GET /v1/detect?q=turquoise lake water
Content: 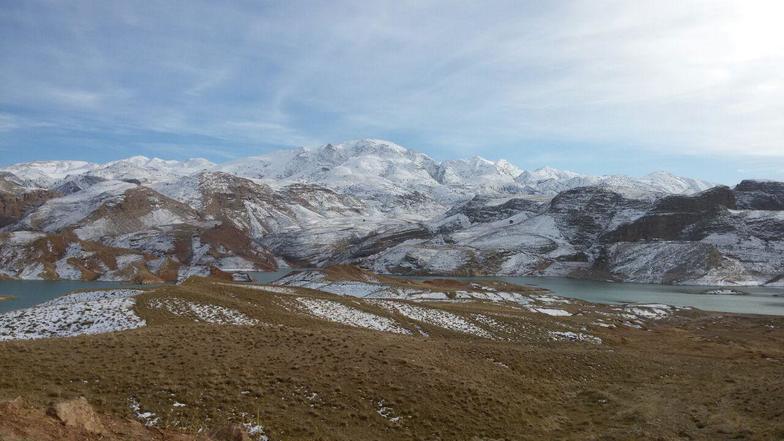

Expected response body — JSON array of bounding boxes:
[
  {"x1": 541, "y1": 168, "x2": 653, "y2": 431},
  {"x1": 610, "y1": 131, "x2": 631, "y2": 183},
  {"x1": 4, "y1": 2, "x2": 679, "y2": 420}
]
[
  {"x1": 0, "y1": 280, "x2": 142, "y2": 313},
  {"x1": 3, "y1": 272, "x2": 784, "y2": 316}
]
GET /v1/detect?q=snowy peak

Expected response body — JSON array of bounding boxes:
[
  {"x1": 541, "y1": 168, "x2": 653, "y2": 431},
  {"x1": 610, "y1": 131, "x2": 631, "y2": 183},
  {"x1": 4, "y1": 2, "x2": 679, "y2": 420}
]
[
  {"x1": 220, "y1": 139, "x2": 442, "y2": 197},
  {"x1": 3, "y1": 139, "x2": 716, "y2": 202},
  {"x1": 88, "y1": 156, "x2": 215, "y2": 183},
  {"x1": 435, "y1": 156, "x2": 521, "y2": 186},
  {"x1": 514, "y1": 166, "x2": 715, "y2": 199},
  {"x1": 516, "y1": 166, "x2": 584, "y2": 184},
  {"x1": 495, "y1": 159, "x2": 523, "y2": 178},
  {"x1": 1, "y1": 156, "x2": 215, "y2": 188},
  {"x1": 1, "y1": 160, "x2": 100, "y2": 188},
  {"x1": 639, "y1": 171, "x2": 714, "y2": 195}
]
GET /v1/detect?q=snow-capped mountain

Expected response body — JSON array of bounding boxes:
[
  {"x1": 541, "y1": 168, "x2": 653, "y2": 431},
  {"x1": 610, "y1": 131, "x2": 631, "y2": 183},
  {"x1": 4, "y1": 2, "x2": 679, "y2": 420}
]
[
  {"x1": 2, "y1": 138, "x2": 781, "y2": 286},
  {"x1": 0, "y1": 156, "x2": 215, "y2": 188},
  {"x1": 2, "y1": 139, "x2": 712, "y2": 201},
  {"x1": 435, "y1": 156, "x2": 522, "y2": 187},
  {"x1": 638, "y1": 171, "x2": 714, "y2": 195},
  {"x1": 3, "y1": 160, "x2": 99, "y2": 188},
  {"x1": 218, "y1": 139, "x2": 446, "y2": 207},
  {"x1": 515, "y1": 167, "x2": 713, "y2": 198},
  {"x1": 87, "y1": 156, "x2": 215, "y2": 184}
]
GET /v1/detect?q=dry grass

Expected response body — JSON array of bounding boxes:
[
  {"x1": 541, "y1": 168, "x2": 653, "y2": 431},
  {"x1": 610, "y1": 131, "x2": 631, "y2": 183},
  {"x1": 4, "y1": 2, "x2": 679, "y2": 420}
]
[{"x1": 0, "y1": 278, "x2": 783, "y2": 440}]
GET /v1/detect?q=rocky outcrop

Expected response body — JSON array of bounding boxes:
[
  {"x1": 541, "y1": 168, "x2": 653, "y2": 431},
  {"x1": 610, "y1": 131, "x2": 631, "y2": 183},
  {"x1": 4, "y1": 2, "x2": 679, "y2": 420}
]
[
  {"x1": 549, "y1": 187, "x2": 648, "y2": 248},
  {"x1": 0, "y1": 173, "x2": 58, "y2": 228},
  {"x1": 0, "y1": 189, "x2": 57, "y2": 228},
  {"x1": 734, "y1": 180, "x2": 784, "y2": 210},
  {"x1": 0, "y1": 396, "x2": 221, "y2": 441},
  {"x1": 49, "y1": 397, "x2": 105, "y2": 435},
  {"x1": 443, "y1": 195, "x2": 545, "y2": 224},
  {"x1": 603, "y1": 187, "x2": 736, "y2": 243}
]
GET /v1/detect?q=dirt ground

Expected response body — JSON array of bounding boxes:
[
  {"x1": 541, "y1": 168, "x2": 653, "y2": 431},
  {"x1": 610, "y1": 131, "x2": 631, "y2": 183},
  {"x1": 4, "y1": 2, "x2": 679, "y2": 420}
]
[{"x1": 0, "y1": 278, "x2": 783, "y2": 440}]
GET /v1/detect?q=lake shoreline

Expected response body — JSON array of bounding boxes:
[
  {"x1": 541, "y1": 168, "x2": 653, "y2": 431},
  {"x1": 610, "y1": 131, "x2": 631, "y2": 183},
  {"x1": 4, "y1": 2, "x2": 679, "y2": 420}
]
[{"x1": 247, "y1": 270, "x2": 784, "y2": 316}]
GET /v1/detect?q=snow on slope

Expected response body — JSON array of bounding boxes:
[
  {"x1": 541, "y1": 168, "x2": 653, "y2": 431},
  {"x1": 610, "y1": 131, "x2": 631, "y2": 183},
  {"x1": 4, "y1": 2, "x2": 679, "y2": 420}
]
[
  {"x1": 0, "y1": 289, "x2": 145, "y2": 341},
  {"x1": 436, "y1": 156, "x2": 521, "y2": 187},
  {"x1": 639, "y1": 171, "x2": 714, "y2": 195},
  {"x1": 18, "y1": 180, "x2": 137, "y2": 232},
  {"x1": 147, "y1": 297, "x2": 259, "y2": 325},
  {"x1": 219, "y1": 139, "x2": 439, "y2": 186},
  {"x1": 1, "y1": 157, "x2": 214, "y2": 189},
  {"x1": 214, "y1": 139, "x2": 715, "y2": 213},
  {"x1": 3, "y1": 139, "x2": 713, "y2": 203},
  {"x1": 87, "y1": 156, "x2": 214, "y2": 184},
  {"x1": 1, "y1": 160, "x2": 99, "y2": 188},
  {"x1": 295, "y1": 297, "x2": 411, "y2": 334},
  {"x1": 516, "y1": 167, "x2": 713, "y2": 198},
  {"x1": 217, "y1": 139, "x2": 454, "y2": 212}
]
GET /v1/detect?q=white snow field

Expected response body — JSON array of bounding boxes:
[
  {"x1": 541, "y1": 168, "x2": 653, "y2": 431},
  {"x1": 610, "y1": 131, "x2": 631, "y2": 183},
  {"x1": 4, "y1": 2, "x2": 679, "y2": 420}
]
[
  {"x1": 295, "y1": 297, "x2": 410, "y2": 334},
  {"x1": 368, "y1": 300, "x2": 493, "y2": 338},
  {"x1": 0, "y1": 289, "x2": 145, "y2": 341},
  {"x1": 147, "y1": 297, "x2": 259, "y2": 326}
]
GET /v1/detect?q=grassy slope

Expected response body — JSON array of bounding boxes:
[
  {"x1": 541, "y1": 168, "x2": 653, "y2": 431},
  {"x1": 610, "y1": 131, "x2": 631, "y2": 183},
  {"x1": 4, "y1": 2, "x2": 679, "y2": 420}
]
[{"x1": 0, "y1": 279, "x2": 782, "y2": 440}]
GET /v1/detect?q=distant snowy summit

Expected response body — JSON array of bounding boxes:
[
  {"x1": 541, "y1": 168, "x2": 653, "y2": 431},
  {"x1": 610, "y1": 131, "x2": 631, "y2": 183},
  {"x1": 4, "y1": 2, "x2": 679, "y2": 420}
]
[
  {"x1": 3, "y1": 156, "x2": 215, "y2": 188},
  {"x1": 2, "y1": 138, "x2": 713, "y2": 200}
]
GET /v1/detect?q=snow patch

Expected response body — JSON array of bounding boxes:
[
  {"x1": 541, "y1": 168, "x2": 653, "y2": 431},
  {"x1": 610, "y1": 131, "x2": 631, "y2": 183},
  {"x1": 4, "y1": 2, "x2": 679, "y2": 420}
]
[
  {"x1": 526, "y1": 307, "x2": 572, "y2": 317},
  {"x1": 368, "y1": 300, "x2": 493, "y2": 338},
  {"x1": 549, "y1": 331, "x2": 602, "y2": 344},
  {"x1": 147, "y1": 297, "x2": 258, "y2": 326},
  {"x1": 0, "y1": 289, "x2": 145, "y2": 341},
  {"x1": 296, "y1": 297, "x2": 410, "y2": 334}
]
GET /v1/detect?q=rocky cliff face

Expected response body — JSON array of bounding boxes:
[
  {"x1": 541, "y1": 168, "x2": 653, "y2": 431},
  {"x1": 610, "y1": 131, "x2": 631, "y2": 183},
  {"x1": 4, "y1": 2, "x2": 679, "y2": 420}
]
[
  {"x1": 734, "y1": 180, "x2": 784, "y2": 211},
  {"x1": 0, "y1": 173, "x2": 58, "y2": 228}
]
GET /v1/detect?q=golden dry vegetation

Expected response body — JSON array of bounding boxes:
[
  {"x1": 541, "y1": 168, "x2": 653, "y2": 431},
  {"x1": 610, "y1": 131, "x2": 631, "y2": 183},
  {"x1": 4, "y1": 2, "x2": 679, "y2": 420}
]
[{"x1": 0, "y1": 276, "x2": 783, "y2": 440}]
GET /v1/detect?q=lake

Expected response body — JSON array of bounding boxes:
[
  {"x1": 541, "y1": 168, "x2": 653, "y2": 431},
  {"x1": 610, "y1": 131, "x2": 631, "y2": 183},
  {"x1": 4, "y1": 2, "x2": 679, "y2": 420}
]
[
  {"x1": 0, "y1": 280, "x2": 143, "y2": 313},
  {"x1": 249, "y1": 270, "x2": 784, "y2": 316},
  {"x1": 386, "y1": 274, "x2": 784, "y2": 316},
  {"x1": 3, "y1": 272, "x2": 784, "y2": 316},
  {"x1": 500, "y1": 276, "x2": 784, "y2": 316}
]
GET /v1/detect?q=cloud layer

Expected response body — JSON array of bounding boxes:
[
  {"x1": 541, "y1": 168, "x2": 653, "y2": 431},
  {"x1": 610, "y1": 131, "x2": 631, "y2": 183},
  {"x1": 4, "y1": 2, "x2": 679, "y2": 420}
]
[{"x1": 1, "y1": 1, "x2": 782, "y2": 178}]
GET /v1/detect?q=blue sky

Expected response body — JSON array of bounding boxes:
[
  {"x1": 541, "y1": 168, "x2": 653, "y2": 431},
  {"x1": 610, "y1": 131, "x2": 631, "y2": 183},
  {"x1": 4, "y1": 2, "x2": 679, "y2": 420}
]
[{"x1": 1, "y1": 0, "x2": 783, "y2": 184}]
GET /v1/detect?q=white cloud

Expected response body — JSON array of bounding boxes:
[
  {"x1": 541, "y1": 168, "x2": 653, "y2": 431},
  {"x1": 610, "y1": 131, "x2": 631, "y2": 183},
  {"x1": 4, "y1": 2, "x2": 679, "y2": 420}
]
[{"x1": 0, "y1": 0, "x2": 782, "y2": 159}]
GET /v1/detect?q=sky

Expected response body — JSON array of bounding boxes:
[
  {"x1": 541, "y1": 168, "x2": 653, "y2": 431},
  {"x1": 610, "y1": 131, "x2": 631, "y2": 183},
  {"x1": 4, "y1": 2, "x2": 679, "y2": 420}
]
[{"x1": 1, "y1": 0, "x2": 783, "y2": 184}]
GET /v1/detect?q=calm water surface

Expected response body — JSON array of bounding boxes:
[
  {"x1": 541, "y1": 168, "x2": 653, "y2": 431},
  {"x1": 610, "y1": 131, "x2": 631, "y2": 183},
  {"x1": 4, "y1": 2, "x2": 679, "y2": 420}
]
[
  {"x1": 4, "y1": 272, "x2": 784, "y2": 316},
  {"x1": 0, "y1": 280, "x2": 143, "y2": 313},
  {"x1": 501, "y1": 276, "x2": 784, "y2": 316},
  {"x1": 389, "y1": 274, "x2": 784, "y2": 316}
]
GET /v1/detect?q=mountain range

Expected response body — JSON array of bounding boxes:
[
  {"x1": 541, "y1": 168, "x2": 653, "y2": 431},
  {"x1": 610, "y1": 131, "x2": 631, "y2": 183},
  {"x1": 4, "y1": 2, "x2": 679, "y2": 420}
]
[{"x1": 1, "y1": 138, "x2": 781, "y2": 286}]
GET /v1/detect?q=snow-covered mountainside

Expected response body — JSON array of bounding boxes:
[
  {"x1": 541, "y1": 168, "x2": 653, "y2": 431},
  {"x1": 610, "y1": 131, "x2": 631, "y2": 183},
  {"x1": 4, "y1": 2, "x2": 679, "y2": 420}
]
[
  {"x1": 1, "y1": 139, "x2": 781, "y2": 286},
  {"x1": 3, "y1": 160, "x2": 99, "y2": 188},
  {"x1": 88, "y1": 156, "x2": 215, "y2": 184},
  {"x1": 515, "y1": 167, "x2": 713, "y2": 198}
]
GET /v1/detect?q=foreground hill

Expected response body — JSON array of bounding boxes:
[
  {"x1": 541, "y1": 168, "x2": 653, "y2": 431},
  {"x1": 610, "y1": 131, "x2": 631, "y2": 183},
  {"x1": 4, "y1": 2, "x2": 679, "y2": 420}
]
[
  {"x1": 0, "y1": 270, "x2": 782, "y2": 440},
  {"x1": 1, "y1": 139, "x2": 782, "y2": 285}
]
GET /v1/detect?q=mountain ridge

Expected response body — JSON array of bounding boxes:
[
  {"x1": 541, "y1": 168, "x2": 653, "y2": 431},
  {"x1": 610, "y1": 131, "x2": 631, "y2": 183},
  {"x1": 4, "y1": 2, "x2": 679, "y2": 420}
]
[
  {"x1": 2, "y1": 138, "x2": 714, "y2": 198},
  {"x1": 1, "y1": 138, "x2": 781, "y2": 287}
]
